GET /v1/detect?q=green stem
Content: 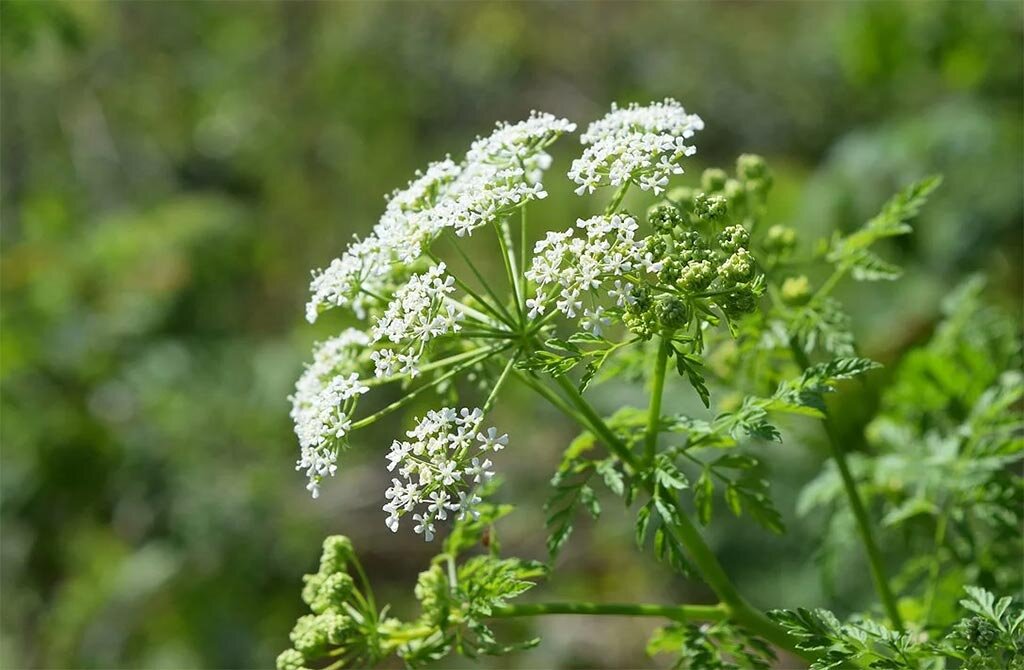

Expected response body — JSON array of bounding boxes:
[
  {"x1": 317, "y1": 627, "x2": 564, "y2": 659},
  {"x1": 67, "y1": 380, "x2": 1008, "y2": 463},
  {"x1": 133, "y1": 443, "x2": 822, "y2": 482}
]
[
  {"x1": 492, "y1": 601, "x2": 727, "y2": 624},
  {"x1": 483, "y1": 354, "x2": 517, "y2": 414},
  {"x1": 494, "y1": 219, "x2": 524, "y2": 326},
  {"x1": 605, "y1": 182, "x2": 631, "y2": 215},
  {"x1": 351, "y1": 347, "x2": 504, "y2": 429},
  {"x1": 644, "y1": 335, "x2": 673, "y2": 464},
  {"x1": 436, "y1": 240, "x2": 518, "y2": 327},
  {"x1": 811, "y1": 266, "x2": 846, "y2": 304},
  {"x1": 922, "y1": 513, "x2": 948, "y2": 628},
  {"x1": 542, "y1": 374, "x2": 814, "y2": 663},
  {"x1": 789, "y1": 342, "x2": 904, "y2": 631},
  {"x1": 366, "y1": 347, "x2": 490, "y2": 387},
  {"x1": 428, "y1": 248, "x2": 516, "y2": 327},
  {"x1": 520, "y1": 206, "x2": 529, "y2": 286}
]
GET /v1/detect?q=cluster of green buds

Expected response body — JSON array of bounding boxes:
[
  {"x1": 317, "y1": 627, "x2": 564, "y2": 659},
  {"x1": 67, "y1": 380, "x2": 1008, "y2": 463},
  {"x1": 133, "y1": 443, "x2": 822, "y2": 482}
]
[
  {"x1": 277, "y1": 536, "x2": 392, "y2": 670},
  {"x1": 621, "y1": 155, "x2": 772, "y2": 338}
]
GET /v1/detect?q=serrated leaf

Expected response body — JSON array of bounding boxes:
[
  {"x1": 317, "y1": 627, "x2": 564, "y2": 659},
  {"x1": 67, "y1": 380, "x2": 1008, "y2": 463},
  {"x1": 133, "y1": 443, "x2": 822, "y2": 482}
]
[
  {"x1": 635, "y1": 500, "x2": 653, "y2": 548},
  {"x1": 595, "y1": 459, "x2": 625, "y2": 496},
  {"x1": 673, "y1": 347, "x2": 712, "y2": 408}
]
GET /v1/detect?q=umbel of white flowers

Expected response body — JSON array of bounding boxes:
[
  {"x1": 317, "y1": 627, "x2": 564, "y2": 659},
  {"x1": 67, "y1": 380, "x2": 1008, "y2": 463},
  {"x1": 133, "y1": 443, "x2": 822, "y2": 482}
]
[{"x1": 290, "y1": 98, "x2": 704, "y2": 539}]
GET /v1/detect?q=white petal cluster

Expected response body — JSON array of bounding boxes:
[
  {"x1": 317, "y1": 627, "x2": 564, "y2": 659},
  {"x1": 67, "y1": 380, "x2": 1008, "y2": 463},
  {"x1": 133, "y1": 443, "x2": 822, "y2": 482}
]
[
  {"x1": 466, "y1": 111, "x2": 577, "y2": 181},
  {"x1": 382, "y1": 407, "x2": 507, "y2": 540},
  {"x1": 305, "y1": 112, "x2": 574, "y2": 323},
  {"x1": 290, "y1": 329, "x2": 372, "y2": 498},
  {"x1": 369, "y1": 263, "x2": 463, "y2": 379},
  {"x1": 525, "y1": 214, "x2": 655, "y2": 332},
  {"x1": 568, "y1": 98, "x2": 704, "y2": 196},
  {"x1": 306, "y1": 160, "x2": 460, "y2": 323}
]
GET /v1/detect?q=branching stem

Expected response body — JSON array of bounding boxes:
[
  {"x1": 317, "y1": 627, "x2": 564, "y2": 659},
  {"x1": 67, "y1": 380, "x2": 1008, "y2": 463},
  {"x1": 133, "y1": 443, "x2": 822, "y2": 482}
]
[{"x1": 535, "y1": 374, "x2": 814, "y2": 663}]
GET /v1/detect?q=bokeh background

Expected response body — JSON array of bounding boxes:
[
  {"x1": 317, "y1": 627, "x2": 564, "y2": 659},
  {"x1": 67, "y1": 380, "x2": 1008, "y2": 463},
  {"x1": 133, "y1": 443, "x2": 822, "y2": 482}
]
[{"x1": 2, "y1": 2, "x2": 1021, "y2": 668}]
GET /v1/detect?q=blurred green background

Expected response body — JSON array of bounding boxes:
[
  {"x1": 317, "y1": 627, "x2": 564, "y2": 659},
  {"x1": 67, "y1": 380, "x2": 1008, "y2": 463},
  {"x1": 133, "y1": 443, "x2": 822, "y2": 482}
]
[{"x1": 1, "y1": 2, "x2": 1021, "y2": 668}]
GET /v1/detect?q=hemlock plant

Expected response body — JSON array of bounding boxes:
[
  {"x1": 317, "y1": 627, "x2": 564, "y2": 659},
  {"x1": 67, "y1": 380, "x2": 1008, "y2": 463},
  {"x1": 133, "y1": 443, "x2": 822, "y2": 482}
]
[{"x1": 281, "y1": 100, "x2": 1023, "y2": 669}]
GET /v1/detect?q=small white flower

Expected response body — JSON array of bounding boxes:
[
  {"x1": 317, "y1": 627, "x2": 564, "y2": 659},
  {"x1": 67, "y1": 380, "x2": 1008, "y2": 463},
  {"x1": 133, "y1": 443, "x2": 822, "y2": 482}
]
[
  {"x1": 428, "y1": 490, "x2": 450, "y2": 521},
  {"x1": 477, "y1": 427, "x2": 509, "y2": 451},
  {"x1": 581, "y1": 306, "x2": 611, "y2": 336},
  {"x1": 380, "y1": 407, "x2": 508, "y2": 540},
  {"x1": 608, "y1": 280, "x2": 634, "y2": 307},
  {"x1": 466, "y1": 457, "x2": 495, "y2": 483},
  {"x1": 412, "y1": 513, "x2": 435, "y2": 542}
]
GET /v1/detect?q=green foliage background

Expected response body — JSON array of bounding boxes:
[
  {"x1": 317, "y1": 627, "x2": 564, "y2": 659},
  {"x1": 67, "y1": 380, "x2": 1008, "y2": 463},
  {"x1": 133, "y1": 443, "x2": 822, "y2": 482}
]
[{"x1": 1, "y1": 2, "x2": 1020, "y2": 668}]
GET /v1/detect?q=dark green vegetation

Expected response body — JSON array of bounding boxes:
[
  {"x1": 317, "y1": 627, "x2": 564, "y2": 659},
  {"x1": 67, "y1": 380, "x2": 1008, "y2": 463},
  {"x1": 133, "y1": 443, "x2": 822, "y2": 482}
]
[{"x1": 2, "y1": 2, "x2": 1021, "y2": 668}]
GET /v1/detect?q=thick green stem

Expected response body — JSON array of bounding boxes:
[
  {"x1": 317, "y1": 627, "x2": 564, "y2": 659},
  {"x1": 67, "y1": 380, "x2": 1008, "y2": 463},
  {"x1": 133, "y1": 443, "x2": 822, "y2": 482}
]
[
  {"x1": 789, "y1": 342, "x2": 904, "y2": 631},
  {"x1": 544, "y1": 374, "x2": 814, "y2": 663},
  {"x1": 492, "y1": 601, "x2": 727, "y2": 624},
  {"x1": 644, "y1": 335, "x2": 672, "y2": 464}
]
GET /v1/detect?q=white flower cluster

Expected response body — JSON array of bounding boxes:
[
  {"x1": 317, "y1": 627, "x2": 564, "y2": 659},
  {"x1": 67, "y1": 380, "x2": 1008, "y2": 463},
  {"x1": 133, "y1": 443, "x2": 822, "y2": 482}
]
[
  {"x1": 305, "y1": 113, "x2": 574, "y2": 323},
  {"x1": 568, "y1": 98, "x2": 704, "y2": 196},
  {"x1": 290, "y1": 329, "x2": 372, "y2": 498},
  {"x1": 466, "y1": 111, "x2": 577, "y2": 180},
  {"x1": 370, "y1": 263, "x2": 463, "y2": 379},
  {"x1": 526, "y1": 214, "x2": 659, "y2": 334},
  {"x1": 382, "y1": 407, "x2": 508, "y2": 541}
]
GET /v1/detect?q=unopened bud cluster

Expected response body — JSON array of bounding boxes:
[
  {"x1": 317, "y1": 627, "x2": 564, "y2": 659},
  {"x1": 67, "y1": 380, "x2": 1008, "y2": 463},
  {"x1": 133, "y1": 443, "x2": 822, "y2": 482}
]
[
  {"x1": 277, "y1": 536, "x2": 380, "y2": 670},
  {"x1": 615, "y1": 157, "x2": 772, "y2": 337}
]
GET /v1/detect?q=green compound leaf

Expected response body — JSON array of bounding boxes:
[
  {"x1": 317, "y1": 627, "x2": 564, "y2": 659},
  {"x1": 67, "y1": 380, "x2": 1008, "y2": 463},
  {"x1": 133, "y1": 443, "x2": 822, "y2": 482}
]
[{"x1": 827, "y1": 175, "x2": 942, "y2": 282}]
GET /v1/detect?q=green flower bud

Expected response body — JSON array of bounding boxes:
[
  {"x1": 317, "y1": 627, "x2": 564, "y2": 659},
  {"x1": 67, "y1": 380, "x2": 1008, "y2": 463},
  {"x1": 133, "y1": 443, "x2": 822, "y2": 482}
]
[
  {"x1": 736, "y1": 154, "x2": 768, "y2": 182},
  {"x1": 659, "y1": 259, "x2": 682, "y2": 284},
  {"x1": 655, "y1": 295, "x2": 690, "y2": 330},
  {"x1": 627, "y1": 285, "x2": 653, "y2": 314},
  {"x1": 303, "y1": 571, "x2": 355, "y2": 614},
  {"x1": 667, "y1": 186, "x2": 696, "y2": 212},
  {"x1": 319, "y1": 536, "x2": 354, "y2": 574},
  {"x1": 764, "y1": 224, "x2": 797, "y2": 253},
  {"x1": 693, "y1": 193, "x2": 728, "y2": 224},
  {"x1": 624, "y1": 310, "x2": 657, "y2": 340},
  {"x1": 718, "y1": 225, "x2": 750, "y2": 254},
  {"x1": 781, "y1": 275, "x2": 812, "y2": 306},
  {"x1": 675, "y1": 230, "x2": 712, "y2": 264},
  {"x1": 679, "y1": 260, "x2": 716, "y2": 291},
  {"x1": 719, "y1": 248, "x2": 755, "y2": 284},
  {"x1": 719, "y1": 288, "x2": 757, "y2": 316},
  {"x1": 413, "y1": 564, "x2": 447, "y2": 614},
  {"x1": 644, "y1": 235, "x2": 667, "y2": 257},
  {"x1": 700, "y1": 168, "x2": 728, "y2": 193},
  {"x1": 276, "y1": 649, "x2": 307, "y2": 670},
  {"x1": 290, "y1": 612, "x2": 351, "y2": 655},
  {"x1": 956, "y1": 616, "x2": 999, "y2": 650},
  {"x1": 723, "y1": 178, "x2": 746, "y2": 208},
  {"x1": 648, "y1": 203, "x2": 682, "y2": 232}
]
